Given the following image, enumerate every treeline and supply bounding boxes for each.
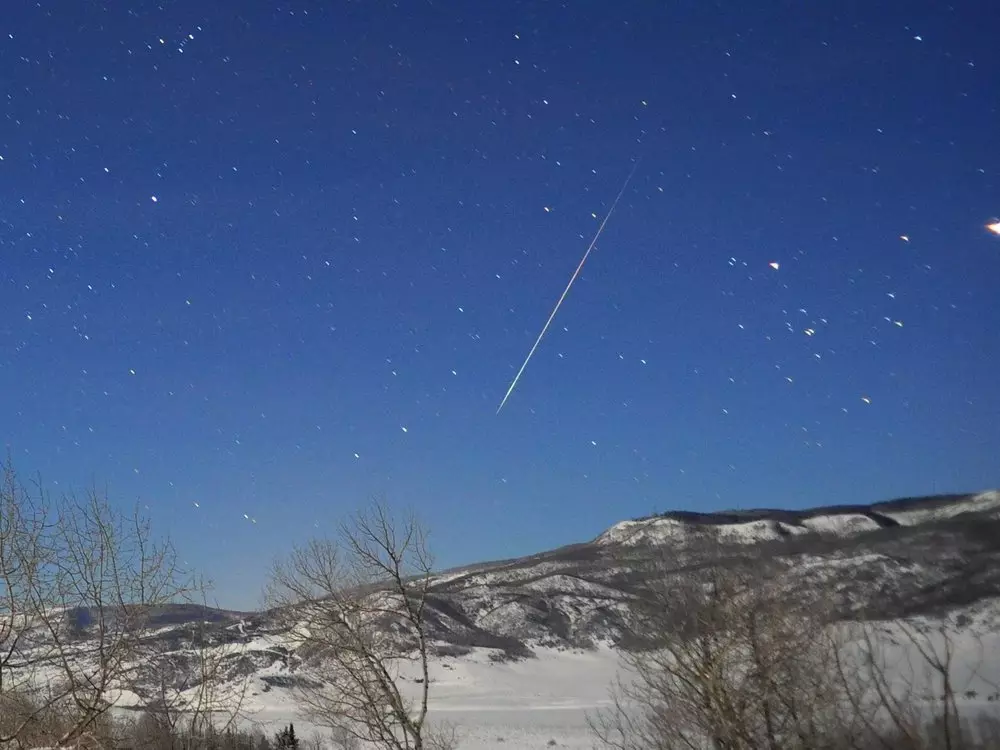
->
[1,710,320,750]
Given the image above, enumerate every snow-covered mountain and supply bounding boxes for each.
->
[19,489,1000,719]
[597,489,1000,546]
[414,489,1000,652]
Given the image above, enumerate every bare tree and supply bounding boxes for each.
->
[268,501,453,750]
[0,459,195,748]
[129,582,253,744]
[0,461,49,746]
[592,536,1000,750]
[590,552,862,750]
[834,616,1000,750]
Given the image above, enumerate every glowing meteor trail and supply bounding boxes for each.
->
[496,160,640,415]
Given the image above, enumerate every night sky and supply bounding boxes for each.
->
[3,2,998,609]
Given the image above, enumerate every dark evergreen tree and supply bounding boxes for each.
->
[273,723,299,749]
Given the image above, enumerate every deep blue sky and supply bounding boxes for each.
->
[2,1,998,610]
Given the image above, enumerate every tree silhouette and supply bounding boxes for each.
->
[274,723,299,749]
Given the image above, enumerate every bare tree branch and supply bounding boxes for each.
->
[592,535,1000,750]
[267,499,449,750]
[0,459,197,749]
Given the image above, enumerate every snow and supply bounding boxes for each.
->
[802,513,881,535]
[22,597,1000,750]
[598,516,818,547]
[796,551,896,572]
[520,574,620,597]
[596,517,687,546]
[229,600,1000,749]
[597,491,1000,549]
[456,560,577,588]
[17,492,1000,749]
[881,490,1000,526]
[237,645,622,749]
[716,519,788,543]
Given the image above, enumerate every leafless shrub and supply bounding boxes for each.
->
[268,500,453,750]
[834,615,1000,750]
[591,536,1000,750]
[591,553,860,750]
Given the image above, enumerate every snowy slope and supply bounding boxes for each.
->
[596,489,1000,546]
[236,598,1000,749]
[878,489,1000,526]
[11,487,1000,748]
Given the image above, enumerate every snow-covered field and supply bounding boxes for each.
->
[233,603,1000,749]
[241,645,620,748]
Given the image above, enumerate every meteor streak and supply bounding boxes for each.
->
[496,160,640,415]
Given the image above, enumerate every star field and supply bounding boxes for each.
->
[2,2,998,608]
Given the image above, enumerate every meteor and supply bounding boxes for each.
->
[496,160,640,415]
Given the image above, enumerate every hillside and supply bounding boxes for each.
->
[10,489,1000,735]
